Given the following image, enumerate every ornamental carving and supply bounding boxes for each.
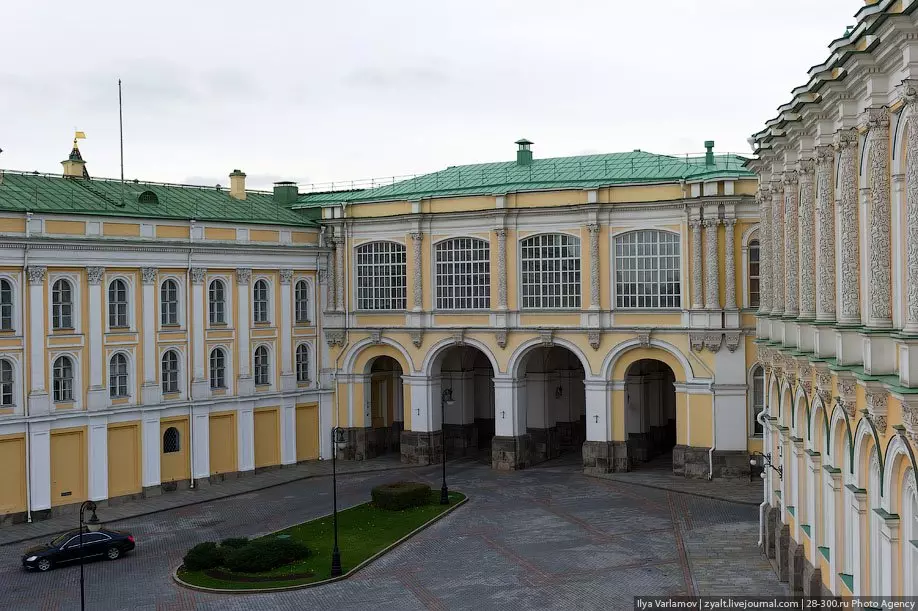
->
[236,267,252,285]
[703,218,720,309]
[867,107,892,325]
[317,269,327,284]
[410,330,423,348]
[799,377,812,397]
[724,331,741,353]
[410,232,423,310]
[798,158,816,317]
[901,398,918,445]
[815,145,836,320]
[689,332,704,352]
[370,329,382,345]
[335,240,345,311]
[770,178,785,315]
[835,128,861,323]
[703,332,722,352]
[724,219,737,309]
[637,331,650,348]
[325,329,344,347]
[141,267,158,284]
[587,223,600,308]
[866,388,889,433]
[190,267,207,284]
[903,81,918,331]
[27,266,46,285]
[690,219,704,309]
[836,376,856,400]
[452,329,465,346]
[588,330,600,351]
[495,330,507,350]
[495,228,508,309]
[280,269,294,285]
[784,174,799,315]
[539,329,554,347]
[86,266,105,285]
[758,189,772,314]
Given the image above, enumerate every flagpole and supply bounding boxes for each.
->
[119,79,124,205]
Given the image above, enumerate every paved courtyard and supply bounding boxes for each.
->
[0,454,784,610]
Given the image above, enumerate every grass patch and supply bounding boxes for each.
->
[177,491,466,590]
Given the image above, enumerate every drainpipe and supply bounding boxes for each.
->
[22,229,32,523]
[756,407,769,547]
[708,401,715,481]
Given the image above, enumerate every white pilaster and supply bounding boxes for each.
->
[584,379,610,442]
[798,159,817,319]
[495,228,508,310]
[724,219,737,310]
[141,267,161,405]
[815,145,837,322]
[281,398,296,465]
[334,237,345,311]
[403,375,433,432]
[141,416,161,489]
[690,219,703,310]
[866,107,892,329]
[902,81,918,334]
[879,513,900,596]
[190,267,209,399]
[87,416,108,501]
[758,186,772,315]
[28,421,51,511]
[783,171,799,317]
[191,409,209,480]
[836,128,861,325]
[492,376,524,437]
[587,223,600,310]
[279,269,296,391]
[410,231,423,311]
[236,268,254,395]
[86,267,108,409]
[26,266,49,415]
[770,177,785,316]
[238,402,255,472]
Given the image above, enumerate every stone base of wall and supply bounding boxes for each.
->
[582,440,630,474]
[491,435,531,470]
[763,503,779,560]
[400,430,442,466]
[444,423,478,458]
[475,418,495,449]
[774,523,790,582]
[527,426,560,464]
[803,561,830,597]
[672,445,750,479]
[787,535,806,595]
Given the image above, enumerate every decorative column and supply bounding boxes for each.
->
[587,223,600,309]
[798,159,816,319]
[334,236,345,312]
[27,266,49,415]
[836,128,861,325]
[690,219,703,309]
[905,81,918,334]
[724,218,737,310]
[495,228,508,310]
[410,231,423,311]
[279,269,295,390]
[236,268,254,395]
[867,107,892,328]
[140,267,160,405]
[190,267,209,399]
[770,176,785,316]
[815,145,837,322]
[758,186,772,315]
[86,266,107,409]
[783,171,799,317]
[704,217,720,310]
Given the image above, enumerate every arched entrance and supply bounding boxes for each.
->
[623,359,676,470]
[365,355,405,457]
[430,345,496,458]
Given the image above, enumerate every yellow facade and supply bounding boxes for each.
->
[254,407,279,468]
[108,422,141,498]
[295,403,319,461]
[0,435,26,514]
[50,427,86,506]
[160,418,189,483]
[209,412,237,475]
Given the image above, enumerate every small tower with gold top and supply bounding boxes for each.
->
[61,131,89,179]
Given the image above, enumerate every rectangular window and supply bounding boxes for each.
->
[356,242,407,310]
[615,230,681,308]
[435,238,490,310]
[520,234,581,309]
[749,241,760,308]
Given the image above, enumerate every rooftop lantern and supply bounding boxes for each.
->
[515,139,533,166]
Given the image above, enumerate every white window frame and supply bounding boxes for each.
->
[49,272,82,333]
[253,344,272,387]
[741,225,761,310]
[869,452,882,595]
[252,277,272,324]
[748,364,765,437]
[904,480,918,596]
[209,345,232,390]
[434,236,491,311]
[0,273,20,332]
[0,356,22,410]
[160,348,182,395]
[519,233,581,310]
[108,350,132,399]
[294,278,312,324]
[105,274,135,331]
[355,241,407,311]
[295,342,311,384]
[159,276,184,328]
[207,275,232,328]
[612,229,681,309]
[50,351,81,407]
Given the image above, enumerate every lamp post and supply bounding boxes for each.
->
[749,451,783,481]
[79,500,101,611]
[330,426,346,577]
[440,387,455,505]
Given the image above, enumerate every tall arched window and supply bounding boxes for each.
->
[209,279,226,325]
[295,280,310,323]
[0,279,12,330]
[749,239,760,308]
[614,230,681,308]
[296,344,310,383]
[163,427,180,453]
[520,234,581,309]
[750,365,765,437]
[253,279,269,323]
[52,279,73,329]
[356,242,407,310]
[254,346,270,385]
[53,355,74,402]
[209,348,226,389]
[161,350,179,394]
[108,279,129,328]
[905,483,918,596]
[109,353,129,398]
[0,359,13,406]
[869,453,883,595]
[435,237,490,310]
[161,279,179,326]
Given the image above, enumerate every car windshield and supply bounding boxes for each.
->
[50,532,75,546]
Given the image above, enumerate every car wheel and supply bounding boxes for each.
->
[36,558,52,572]
[106,547,121,560]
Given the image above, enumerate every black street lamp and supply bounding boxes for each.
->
[440,387,455,505]
[749,451,783,482]
[330,426,346,577]
[79,500,101,611]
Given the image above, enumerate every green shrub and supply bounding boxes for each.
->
[371,481,432,511]
[183,542,224,571]
[223,537,310,573]
[219,537,249,549]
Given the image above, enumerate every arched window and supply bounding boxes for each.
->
[161,279,179,326]
[163,427,180,453]
[356,242,407,310]
[209,348,226,389]
[869,454,882,595]
[254,346,270,386]
[52,279,73,329]
[905,483,918,596]
[161,350,179,394]
[295,280,310,323]
[296,344,310,383]
[750,365,765,437]
[53,356,74,402]
[209,279,226,325]
[435,237,490,310]
[0,279,12,330]
[520,234,581,309]
[749,239,760,308]
[109,353,129,398]
[614,230,681,308]
[108,279,129,328]
[0,359,13,406]
[253,279,269,323]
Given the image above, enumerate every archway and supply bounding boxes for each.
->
[429,345,496,458]
[365,355,405,456]
[519,346,586,464]
[623,359,677,470]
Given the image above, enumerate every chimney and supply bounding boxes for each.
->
[229,169,247,200]
[515,139,533,166]
[273,181,298,204]
[61,134,89,179]
[704,140,715,167]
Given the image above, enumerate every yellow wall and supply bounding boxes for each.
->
[250,229,279,242]
[0,435,26,514]
[108,422,141,497]
[103,222,141,237]
[160,418,190,482]
[0,217,26,233]
[156,225,190,240]
[45,220,86,235]
[254,407,280,468]
[296,403,320,461]
[51,427,86,506]
[614,312,682,326]
[209,412,237,475]
[291,231,317,244]
[205,227,236,241]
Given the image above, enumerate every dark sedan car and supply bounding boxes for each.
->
[22,528,135,571]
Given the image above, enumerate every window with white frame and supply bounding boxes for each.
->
[210,348,226,389]
[0,279,12,331]
[253,279,270,323]
[108,279,129,328]
[751,365,765,437]
[52,279,74,329]
[614,230,681,308]
[53,355,74,402]
[254,346,270,385]
[295,280,310,323]
[161,350,179,394]
[435,237,490,310]
[296,344,309,383]
[161,279,179,326]
[0,359,13,406]
[906,486,918,596]
[356,241,407,310]
[209,279,226,325]
[520,234,581,309]
[109,353,129,398]
[749,239,760,308]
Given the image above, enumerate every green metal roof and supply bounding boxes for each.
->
[293,150,754,208]
[0,170,319,227]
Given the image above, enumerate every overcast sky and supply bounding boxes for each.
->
[1,0,862,190]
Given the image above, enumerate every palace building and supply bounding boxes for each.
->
[751,0,918,598]
[0,134,761,524]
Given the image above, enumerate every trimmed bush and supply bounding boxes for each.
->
[219,537,249,549]
[183,542,224,571]
[223,537,310,573]
[371,481,432,511]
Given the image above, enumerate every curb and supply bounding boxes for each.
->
[172,495,469,594]
[584,473,763,506]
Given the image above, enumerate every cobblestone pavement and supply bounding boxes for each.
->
[0,454,784,611]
